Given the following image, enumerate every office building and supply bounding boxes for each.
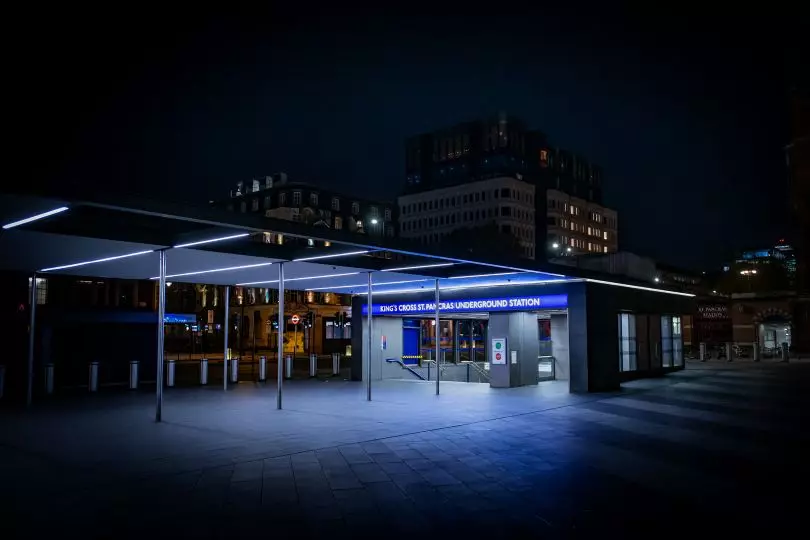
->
[399,113,618,259]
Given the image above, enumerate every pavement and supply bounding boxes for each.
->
[1,362,808,538]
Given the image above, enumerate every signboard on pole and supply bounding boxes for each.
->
[291,314,300,325]
[491,338,507,365]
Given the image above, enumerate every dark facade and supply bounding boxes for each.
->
[218,173,397,240]
[404,113,604,204]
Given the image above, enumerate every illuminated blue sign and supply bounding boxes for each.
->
[164,313,197,324]
[361,294,568,316]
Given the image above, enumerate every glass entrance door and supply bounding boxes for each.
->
[418,318,487,364]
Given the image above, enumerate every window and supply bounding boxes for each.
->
[251,198,259,211]
[279,193,287,206]
[661,316,673,367]
[474,193,480,202]
[603,246,608,253]
[310,193,319,206]
[500,206,511,217]
[28,277,48,305]
[325,318,351,340]
[352,202,360,214]
[385,208,391,221]
[603,231,608,240]
[618,314,637,371]
[331,197,340,211]
[501,188,510,198]
[673,317,683,366]
[292,191,301,205]
[263,195,272,209]
[334,216,343,230]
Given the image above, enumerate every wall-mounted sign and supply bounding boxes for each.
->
[361,294,568,316]
[291,314,300,325]
[491,338,507,365]
[164,313,196,324]
[697,304,729,321]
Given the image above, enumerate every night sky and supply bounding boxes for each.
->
[12,9,804,270]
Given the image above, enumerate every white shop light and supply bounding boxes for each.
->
[41,250,154,272]
[3,206,69,229]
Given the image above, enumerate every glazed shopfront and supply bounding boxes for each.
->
[351,279,694,393]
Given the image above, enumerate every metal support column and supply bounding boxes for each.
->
[435,279,440,396]
[155,250,166,422]
[277,263,285,409]
[366,272,373,401]
[223,286,230,391]
[26,273,37,406]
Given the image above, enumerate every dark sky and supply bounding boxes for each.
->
[12,8,805,270]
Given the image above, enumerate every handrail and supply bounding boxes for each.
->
[385,358,426,381]
[461,360,491,381]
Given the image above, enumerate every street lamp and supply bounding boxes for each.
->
[552,242,559,249]
[370,218,379,225]
[566,247,572,253]
[654,277,660,283]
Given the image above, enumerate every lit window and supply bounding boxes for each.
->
[334,216,343,230]
[332,197,340,211]
[603,231,608,240]
[28,277,48,305]
[603,246,608,253]
[310,193,318,206]
[292,191,301,205]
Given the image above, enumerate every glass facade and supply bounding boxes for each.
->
[618,313,637,371]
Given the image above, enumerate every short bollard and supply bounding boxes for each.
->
[230,357,239,383]
[781,343,789,363]
[199,358,208,385]
[753,342,760,362]
[45,363,55,395]
[167,359,176,387]
[332,353,340,377]
[129,360,139,390]
[309,354,317,378]
[285,355,292,379]
[0,364,5,400]
[725,342,734,363]
[259,356,267,382]
[699,342,707,362]
[88,361,99,392]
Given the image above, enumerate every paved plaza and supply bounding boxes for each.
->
[1,362,808,538]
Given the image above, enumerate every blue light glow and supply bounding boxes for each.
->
[362,294,568,315]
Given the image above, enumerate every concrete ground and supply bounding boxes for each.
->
[1,362,808,538]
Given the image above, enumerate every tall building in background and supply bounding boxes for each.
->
[219,172,397,242]
[786,88,809,293]
[399,113,618,259]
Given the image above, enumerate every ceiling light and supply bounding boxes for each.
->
[448,272,520,280]
[152,261,274,279]
[381,262,454,272]
[173,232,249,249]
[293,250,369,262]
[41,250,154,272]
[585,278,695,297]
[3,206,69,229]
[286,272,359,282]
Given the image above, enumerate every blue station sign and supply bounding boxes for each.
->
[164,313,197,324]
[361,294,568,316]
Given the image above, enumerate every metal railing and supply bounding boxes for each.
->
[385,358,426,380]
[461,361,490,382]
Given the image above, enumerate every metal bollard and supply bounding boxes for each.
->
[753,342,760,362]
[129,361,139,390]
[0,364,4,400]
[725,342,733,362]
[781,343,789,363]
[230,357,239,383]
[88,361,99,392]
[45,363,55,395]
[167,359,176,387]
[332,353,340,377]
[199,358,208,385]
[309,354,317,378]
[259,356,267,382]
[699,342,707,362]
[285,355,292,379]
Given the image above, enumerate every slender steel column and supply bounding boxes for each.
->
[277,263,285,410]
[366,272,373,401]
[223,286,230,390]
[26,273,37,407]
[156,250,166,422]
[435,279,440,396]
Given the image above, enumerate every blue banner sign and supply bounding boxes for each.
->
[164,313,197,324]
[361,294,567,316]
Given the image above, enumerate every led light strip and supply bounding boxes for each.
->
[381,262,454,272]
[584,278,696,297]
[151,262,274,280]
[237,272,361,287]
[3,206,69,229]
[308,278,431,291]
[447,271,520,280]
[293,250,369,262]
[237,280,279,286]
[173,232,250,249]
[357,278,573,296]
[41,250,154,272]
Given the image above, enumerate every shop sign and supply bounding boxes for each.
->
[697,304,729,320]
[361,294,568,316]
[164,313,196,323]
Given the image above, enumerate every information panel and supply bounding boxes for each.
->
[361,294,567,316]
[491,338,507,365]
